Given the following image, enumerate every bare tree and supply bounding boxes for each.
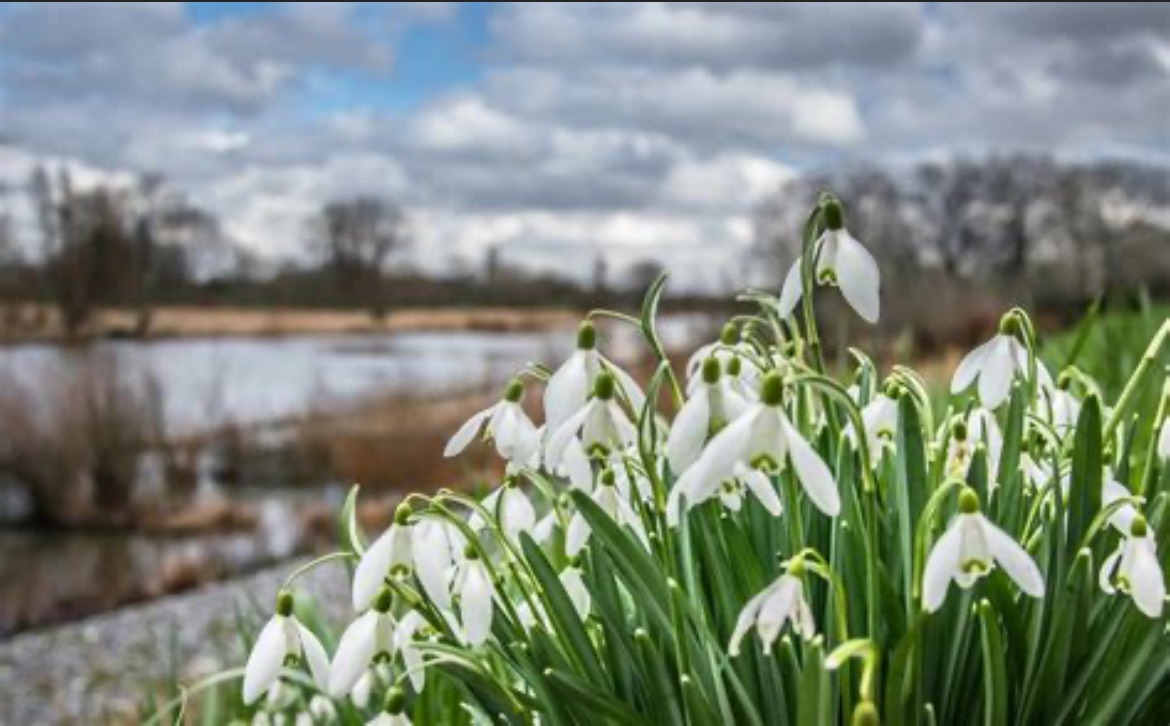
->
[312,197,409,319]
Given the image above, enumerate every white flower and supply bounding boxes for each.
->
[352,508,414,611]
[667,357,750,474]
[369,713,412,726]
[667,463,782,524]
[566,470,647,556]
[560,564,592,619]
[242,592,331,705]
[777,201,880,324]
[1037,382,1081,435]
[459,551,495,646]
[945,409,1003,480]
[410,517,464,611]
[685,323,752,384]
[444,379,540,467]
[396,610,428,691]
[544,321,644,435]
[1020,453,1064,491]
[1099,516,1165,618]
[329,591,395,697]
[672,372,840,522]
[922,491,1045,612]
[729,568,815,656]
[950,329,1029,409]
[351,668,376,709]
[368,688,412,725]
[546,373,637,470]
[1056,469,1140,534]
[848,393,899,467]
[1159,417,1170,460]
[468,484,536,546]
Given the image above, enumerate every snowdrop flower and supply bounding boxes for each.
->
[566,470,646,556]
[329,587,396,698]
[950,318,1030,409]
[368,688,412,726]
[468,482,536,547]
[673,372,840,521]
[777,199,881,324]
[546,373,637,470]
[395,610,429,691]
[458,546,495,646]
[1020,453,1064,492]
[848,393,899,466]
[560,562,592,619]
[945,410,1003,480]
[410,516,464,610]
[1037,379,1081,435]
[923,490,1044,612]
[668,357,750,474]
[444,379,540,468]
[729,561,815,656]
[685,323,750,383]
[668,462,782,524]
[1099,515,1165,618]
[544,321,644,435]
[242,591,330,705]
[1159,417,1170,460]
[353,505,415,611]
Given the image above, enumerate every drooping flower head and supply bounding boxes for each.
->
[729,558,816,656]
[544,321,644,436]
[923,489,1045,612]
[672,371,839,522]
[777,199,881,324]
[329,586,396,698]
[668,356,750,474]
[444,378,540,468]
[242,590,331,705]
[546,372,637,470]
[951,314,1031,410]
[1099,515,1165,618]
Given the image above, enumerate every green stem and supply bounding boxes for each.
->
[1104,320,1168,441]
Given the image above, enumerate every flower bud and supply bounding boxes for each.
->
[463,544,480,560]
[852,700,879,726]
[701,357,721,385]
[959,488,980,514]
[719,322,739,345]
[726,356,743,377]
[600,469,617,488]
[503,378,524,403]
[577,321,597,350]
[760,372,783,407]
[823,199,845,231]
[998,313,1022,338]
[394,503,413,525]
[383,686,407,715]
[593,372,616,401]
[275,589,294,617]
[1131,514,1148,538]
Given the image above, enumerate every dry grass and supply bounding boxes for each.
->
[0,303,579,343]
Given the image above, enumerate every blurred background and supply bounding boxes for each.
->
[0,2,1167,721]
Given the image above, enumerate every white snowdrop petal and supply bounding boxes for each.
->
[565,512,591,556]
[978,337,1015,409]
[979,515,1044,598]
[834,230,881,323]
[951,337,994,394]
[923,523,963,612]
[500,488,536,543]
[353,524,405,611]
[741,469,783,517]
[783,419,840,516]
[1098,546,1122,594]
[602,356,646,412]
[413,520,454,610]
[461,562,495,646]
[1159,419,1170,460]
[562,437,594,492]
[328,610,379,697]
[1130,540,1166,618]
[667,389,711,474]
[728,589,769,657]
[545,403,593,470]
[243,615,288,704]
[295,622,332,693]
[444,406,495,458]
[777,258,803,319]
[559,567,592,619]
[545,352,591,433]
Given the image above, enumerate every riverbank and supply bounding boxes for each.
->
[0,303,580,344]
[0,558,350,725]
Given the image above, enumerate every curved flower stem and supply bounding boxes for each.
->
[1104,320,1168,442]
[281,551,358,591]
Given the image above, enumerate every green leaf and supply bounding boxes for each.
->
[1067,396,1103,555]
[977,601,1008,726]
[520,533,609,687]
[544,669,644,725]
[797,639,831,726]
[895,392,928,618]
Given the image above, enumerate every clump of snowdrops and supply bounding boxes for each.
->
[192,194,1170,725]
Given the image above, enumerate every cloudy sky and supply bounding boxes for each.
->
[1,2,1168,289]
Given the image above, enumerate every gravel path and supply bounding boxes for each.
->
[0,560,350,725]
